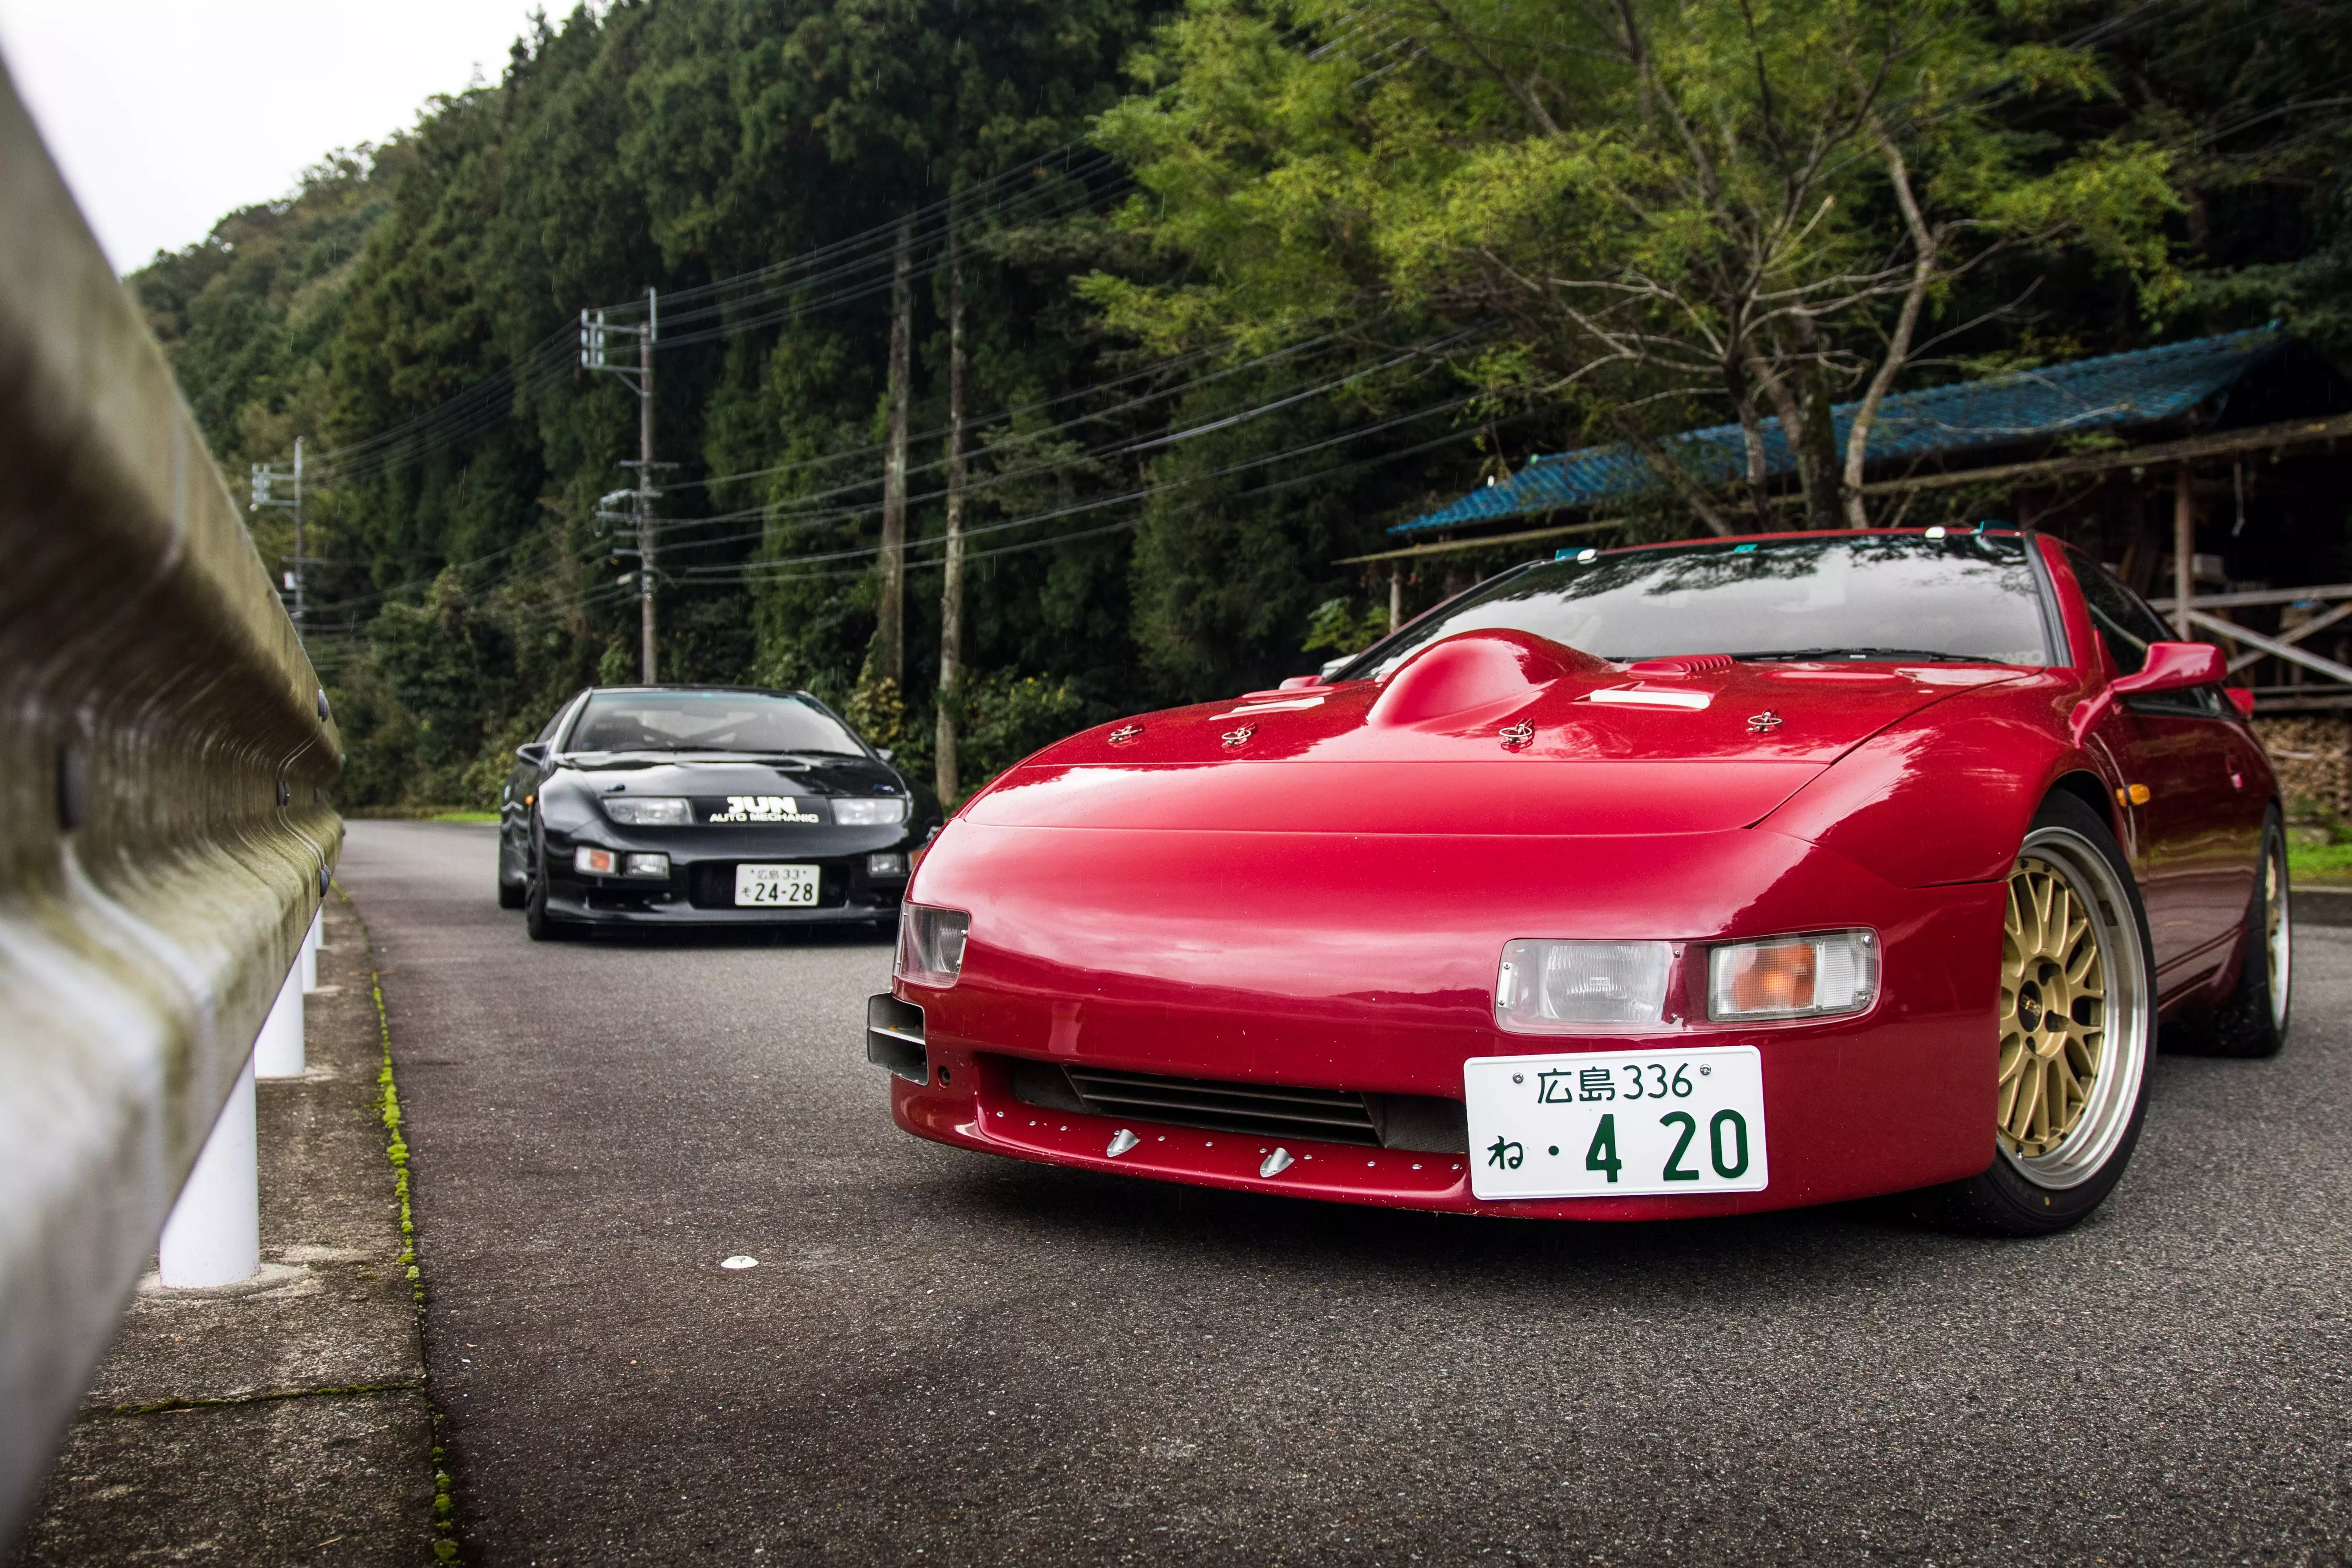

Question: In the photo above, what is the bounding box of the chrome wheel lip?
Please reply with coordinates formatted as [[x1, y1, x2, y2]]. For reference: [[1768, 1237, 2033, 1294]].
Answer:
[[1998, 826, 2151, 1193], [2267, 834, 2292, 1033]]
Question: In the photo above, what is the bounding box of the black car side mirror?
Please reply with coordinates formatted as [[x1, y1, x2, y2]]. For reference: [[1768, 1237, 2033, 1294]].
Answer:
[[516, 742, 549, 767]]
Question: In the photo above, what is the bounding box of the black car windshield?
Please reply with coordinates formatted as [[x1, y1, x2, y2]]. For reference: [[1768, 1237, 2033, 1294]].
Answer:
[[1334, 532, 2054, 680], [564, 690, 864, 755]]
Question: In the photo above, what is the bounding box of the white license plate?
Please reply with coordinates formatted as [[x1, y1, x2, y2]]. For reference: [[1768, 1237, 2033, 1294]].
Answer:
[[1463, 1045, 1768, 1200], [735, 864, 819, 907]]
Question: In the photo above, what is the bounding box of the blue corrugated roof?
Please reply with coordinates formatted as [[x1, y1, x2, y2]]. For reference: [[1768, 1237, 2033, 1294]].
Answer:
[[1393, 328, 2282, 535]]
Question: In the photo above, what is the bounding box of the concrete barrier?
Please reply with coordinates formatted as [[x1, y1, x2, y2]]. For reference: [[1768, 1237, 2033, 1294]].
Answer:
[[0, 58, 339, 1534]]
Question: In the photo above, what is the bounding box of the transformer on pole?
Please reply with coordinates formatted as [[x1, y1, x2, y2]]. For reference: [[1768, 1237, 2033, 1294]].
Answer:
[[248, 435, 305, 628], [580, 292, 664, 682]]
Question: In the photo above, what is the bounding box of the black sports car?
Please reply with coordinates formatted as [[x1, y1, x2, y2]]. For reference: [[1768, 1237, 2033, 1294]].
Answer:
[[497, 685, 940, 940]]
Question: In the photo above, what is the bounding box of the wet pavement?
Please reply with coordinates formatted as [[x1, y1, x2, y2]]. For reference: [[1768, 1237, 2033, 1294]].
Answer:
[[345, 819, 2352, 1567]]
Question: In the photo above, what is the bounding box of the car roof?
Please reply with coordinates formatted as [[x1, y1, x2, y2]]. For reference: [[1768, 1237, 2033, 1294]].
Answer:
[[580, 684, 815, 697], [1569, 525, 2027, 562]]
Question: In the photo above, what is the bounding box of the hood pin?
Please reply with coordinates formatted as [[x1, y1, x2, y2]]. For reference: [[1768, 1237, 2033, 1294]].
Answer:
[[1221, 724, 1257, 748], [1747, 710, 1783, 733], [1107, 724, 1143, 744], [1106, 1129, 1141, 1158], [1259, 1147, 1294, 1178], [1498, 720, 1535, 750]]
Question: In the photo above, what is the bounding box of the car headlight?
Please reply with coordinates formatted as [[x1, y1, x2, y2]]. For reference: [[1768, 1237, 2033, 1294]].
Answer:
[[1496, 939, 1672, 1031], [834, 797, 909, 827], [896, 903, 970, 986], [866, 852, 908, 878], [575, 845, 617, 875], [1708, 930, 1879, 1021], [604, 797, 692, 826]]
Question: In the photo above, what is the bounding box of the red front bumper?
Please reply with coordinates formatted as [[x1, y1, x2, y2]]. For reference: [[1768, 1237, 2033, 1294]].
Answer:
[[888, 821, 2006, 1220]]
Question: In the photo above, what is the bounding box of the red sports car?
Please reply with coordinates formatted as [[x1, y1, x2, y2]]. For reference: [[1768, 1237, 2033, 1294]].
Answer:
[[867, 529, 2293, 1234]]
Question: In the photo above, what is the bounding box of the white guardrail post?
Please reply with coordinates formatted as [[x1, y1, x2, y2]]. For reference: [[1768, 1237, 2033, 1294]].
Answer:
[[0, 59, 340, 1535], [253, 961, 307, 1079], [301, 908, 323, 992]]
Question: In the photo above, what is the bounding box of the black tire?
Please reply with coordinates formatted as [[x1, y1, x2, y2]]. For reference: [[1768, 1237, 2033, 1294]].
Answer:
[[498, 830, 528, 908], [2171, 810, 2292, 1058], [523, 854, 583, 942], [1913, 790, 2157, 1237]]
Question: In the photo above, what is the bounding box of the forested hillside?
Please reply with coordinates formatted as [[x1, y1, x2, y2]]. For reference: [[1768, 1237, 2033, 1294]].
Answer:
[[132, 0, 2352, 808]]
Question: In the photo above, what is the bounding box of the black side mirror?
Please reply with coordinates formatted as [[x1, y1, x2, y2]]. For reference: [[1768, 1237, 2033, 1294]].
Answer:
[[516, 742, 549, 768]]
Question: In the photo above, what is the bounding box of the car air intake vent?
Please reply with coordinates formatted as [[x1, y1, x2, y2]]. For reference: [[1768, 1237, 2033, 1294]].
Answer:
[[1064, 1065, 1381, 1145], [1002, 1058, 1467, 1152]]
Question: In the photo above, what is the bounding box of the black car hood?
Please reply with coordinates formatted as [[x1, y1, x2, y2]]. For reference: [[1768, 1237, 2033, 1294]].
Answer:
[[556, 751, 904, 799]]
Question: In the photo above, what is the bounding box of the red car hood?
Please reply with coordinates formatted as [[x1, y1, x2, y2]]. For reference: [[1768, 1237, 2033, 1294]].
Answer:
[[914, 635, 2028, 1079], [966, 632, 2025, 837]]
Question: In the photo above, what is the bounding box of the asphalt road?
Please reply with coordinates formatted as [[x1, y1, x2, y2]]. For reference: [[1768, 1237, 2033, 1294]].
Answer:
[[343, 820, 2352, 1567]]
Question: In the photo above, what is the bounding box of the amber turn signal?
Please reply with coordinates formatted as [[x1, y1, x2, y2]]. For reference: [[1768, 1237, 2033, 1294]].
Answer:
[[1708, 931, 1878, 1022]]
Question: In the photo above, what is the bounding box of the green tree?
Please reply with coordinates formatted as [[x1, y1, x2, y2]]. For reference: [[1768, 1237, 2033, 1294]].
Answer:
[[1086, 0, 2183, 529]]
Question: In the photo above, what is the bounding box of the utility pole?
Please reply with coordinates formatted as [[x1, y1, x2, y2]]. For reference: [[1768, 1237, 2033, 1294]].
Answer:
[[581, 290, 663, 681], [639, 289, 658, 682], [250, 436, 305, 629], [936, 204, 967, 804], [876, 217, 914, 690]]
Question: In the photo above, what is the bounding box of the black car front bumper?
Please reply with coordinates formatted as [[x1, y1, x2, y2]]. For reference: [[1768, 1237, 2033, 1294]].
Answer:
[[539, 827, 910, 927]]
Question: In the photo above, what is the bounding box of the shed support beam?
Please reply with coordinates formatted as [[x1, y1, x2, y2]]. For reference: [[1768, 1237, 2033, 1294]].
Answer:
[[2184, 609, 2352, 686], [2174, 467, 2196, 640]]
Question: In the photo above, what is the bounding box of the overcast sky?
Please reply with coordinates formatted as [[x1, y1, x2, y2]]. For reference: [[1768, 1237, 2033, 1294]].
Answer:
[[0, 0, 552, 274]]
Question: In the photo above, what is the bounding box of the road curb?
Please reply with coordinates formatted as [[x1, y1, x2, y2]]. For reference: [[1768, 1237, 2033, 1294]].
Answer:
[[2298, 886, 2352, 927]]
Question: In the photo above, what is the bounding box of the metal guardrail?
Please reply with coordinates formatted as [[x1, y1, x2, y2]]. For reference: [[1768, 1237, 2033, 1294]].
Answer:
[[0, 65, 340, 1532]]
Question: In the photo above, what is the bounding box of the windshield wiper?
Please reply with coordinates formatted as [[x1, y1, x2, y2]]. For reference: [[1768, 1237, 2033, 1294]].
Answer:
[[1727, 647, 1987, 663]]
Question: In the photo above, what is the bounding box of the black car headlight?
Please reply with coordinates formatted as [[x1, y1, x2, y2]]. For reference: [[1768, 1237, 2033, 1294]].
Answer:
[[604, 797, 692, 826], [835, 797, 908, 827]]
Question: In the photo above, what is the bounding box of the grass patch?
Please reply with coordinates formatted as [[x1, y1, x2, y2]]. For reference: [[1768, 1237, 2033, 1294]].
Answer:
[[2290, 840, 2352, 885], [341, 889, 463, 1564], [341, 806, 495, 822]]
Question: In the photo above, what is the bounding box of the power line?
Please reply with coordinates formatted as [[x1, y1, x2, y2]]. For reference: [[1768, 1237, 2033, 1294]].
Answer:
[[297, 145, 1124, 489], [640, 330, 1476, 558], [678, 375, 1520, 585], [716, 398, 1555, 588]]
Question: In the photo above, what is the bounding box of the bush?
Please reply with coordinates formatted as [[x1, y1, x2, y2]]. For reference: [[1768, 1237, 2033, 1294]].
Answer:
[[946, 671, 1089, 790]]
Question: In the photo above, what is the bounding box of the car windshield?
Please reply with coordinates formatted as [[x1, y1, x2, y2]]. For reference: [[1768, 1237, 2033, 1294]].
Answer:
[[1335, 532, 2054, 680], [565, 690, 865, 755]]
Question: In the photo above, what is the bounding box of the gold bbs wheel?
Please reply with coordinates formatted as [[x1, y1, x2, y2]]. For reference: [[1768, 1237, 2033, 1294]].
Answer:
[[1998, 856, 2106, 1157], [1995, 824, 2151, 1192]]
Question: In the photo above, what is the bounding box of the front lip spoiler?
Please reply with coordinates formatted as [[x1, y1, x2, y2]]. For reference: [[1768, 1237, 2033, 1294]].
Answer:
[[541, 892, 895, 927]]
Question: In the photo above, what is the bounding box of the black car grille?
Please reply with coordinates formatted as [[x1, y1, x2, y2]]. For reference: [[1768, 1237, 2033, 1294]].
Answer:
[[1003, 1058, 1467, 1152], [686, 861, 851, 910]]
